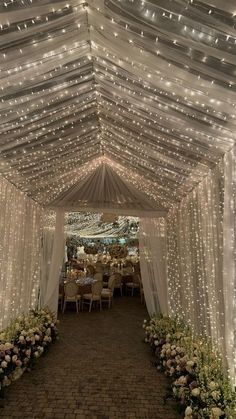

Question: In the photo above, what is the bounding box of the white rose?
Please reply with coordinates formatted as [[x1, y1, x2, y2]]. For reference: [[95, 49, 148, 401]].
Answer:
[[185, 406, 193, 415], [191, 388, 200, 397], [186, 360, 195, 367], [19, 335, 25, 342], [178, 376, 187, 385], [211, 390, 221, 401], [154, 340, 159, 346], [35, 334, 40, 341], [211, 407, 223, 418], [5, 355, 11, 362], [12, 355, 18, 363], [1, 361, 7, 368]]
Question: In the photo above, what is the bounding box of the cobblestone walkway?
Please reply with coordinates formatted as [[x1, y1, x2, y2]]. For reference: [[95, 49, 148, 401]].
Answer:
[[0, 297, 180, 419]]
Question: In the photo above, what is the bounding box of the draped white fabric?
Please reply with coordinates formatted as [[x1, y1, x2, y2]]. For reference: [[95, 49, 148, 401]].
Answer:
[[50, 162, 167, 217], [40, 210, 65, 316], [222, 146, 236, 385], [167, 165, 226, 358], [0, 176, 42, 330], [139, 218, 168, 316]]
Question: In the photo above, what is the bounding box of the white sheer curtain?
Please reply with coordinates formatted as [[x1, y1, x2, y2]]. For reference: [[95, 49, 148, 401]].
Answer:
[[167, 164, 226, 357], [139, 217, 168, 316], [40, 209, 65, 316], [222, 146, 236, 385], [0, 175, 43, 330]]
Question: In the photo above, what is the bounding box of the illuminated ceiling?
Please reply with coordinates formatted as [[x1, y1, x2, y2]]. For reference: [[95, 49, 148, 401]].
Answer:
[[0, 0, 235, 211]]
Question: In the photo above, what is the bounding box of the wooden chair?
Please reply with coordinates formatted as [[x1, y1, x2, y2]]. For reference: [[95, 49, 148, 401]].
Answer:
[[94, 272, 103, 282], [63, 281, 81, 313], [114, 272, 123, 296], [126, 273, 141, 296], [86, 264, 95, 276], [101, 275, 116, 308], [82, 281, 103, 312]]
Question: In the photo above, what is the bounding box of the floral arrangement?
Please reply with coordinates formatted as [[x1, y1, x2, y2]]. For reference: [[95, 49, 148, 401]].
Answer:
[[127, 238, 139, 248], [84, 244, 99, 255], [143, 316, 236, 419], [107, 243, 128, 258], [0, 308, 58, 394]]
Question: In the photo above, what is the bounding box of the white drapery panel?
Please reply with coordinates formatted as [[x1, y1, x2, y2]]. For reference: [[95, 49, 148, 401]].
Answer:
[[40, 210, 65, 316], [139, 218, 168, 316], [0, 176, 42, 330], [222, 146, 236, 384], [167, 165, 226, 356]]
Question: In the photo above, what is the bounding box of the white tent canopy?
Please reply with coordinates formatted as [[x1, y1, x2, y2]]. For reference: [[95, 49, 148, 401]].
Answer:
[[0, 0, 236, 388], [49, 161, 167, 217], [0, 0, 235, 210]]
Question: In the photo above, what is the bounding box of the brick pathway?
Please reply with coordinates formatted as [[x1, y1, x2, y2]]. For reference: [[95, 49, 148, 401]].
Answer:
[[0, 297, 180, 419]]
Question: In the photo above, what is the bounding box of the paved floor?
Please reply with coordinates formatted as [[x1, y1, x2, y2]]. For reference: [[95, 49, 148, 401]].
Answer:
[[0, 297, 180, 419]]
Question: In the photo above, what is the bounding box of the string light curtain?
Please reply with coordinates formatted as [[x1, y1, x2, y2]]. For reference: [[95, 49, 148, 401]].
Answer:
[[167, 164, 227, 361], [0, 175, 42, 330], [222, 146, 236, 385], [0, 0, 235, 208], [139, 217, 168, 316], [40, 209, 65, 316]]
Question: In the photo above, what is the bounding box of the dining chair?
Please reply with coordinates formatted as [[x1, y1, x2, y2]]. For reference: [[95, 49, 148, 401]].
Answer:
[[126, 273, 141, 296], [82, 280, 103, 312], [63, 281, 81, 313], [114, 272, 123, 296], [94, 272, 103, 282], [95, 262, 103, 274], [101, 275, 116, 308], [86, 264, 95, 276]]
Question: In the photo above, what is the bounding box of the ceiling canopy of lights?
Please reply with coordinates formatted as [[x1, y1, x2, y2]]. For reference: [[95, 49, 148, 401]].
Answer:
[[0, 0, 235, 212]]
